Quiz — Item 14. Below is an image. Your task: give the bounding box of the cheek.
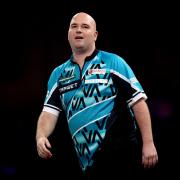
[89,35,96,42]
[68,34,74,43]
[68,32,71,40]
[68,31,74,40]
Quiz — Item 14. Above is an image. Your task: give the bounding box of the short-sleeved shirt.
[43,49,147,171]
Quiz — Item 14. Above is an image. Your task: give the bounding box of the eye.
[82,24,89,29]
[71,24,77,29]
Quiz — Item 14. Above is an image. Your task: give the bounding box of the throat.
[77,60,84,70]
[73,56,85,70]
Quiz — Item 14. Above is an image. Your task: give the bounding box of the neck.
[73,46,95,69]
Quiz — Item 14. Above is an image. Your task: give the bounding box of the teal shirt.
[43,50,147,171]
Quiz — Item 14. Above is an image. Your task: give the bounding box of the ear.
[94,31,98,41]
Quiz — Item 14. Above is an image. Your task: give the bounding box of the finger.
[43,146,53,157]
[147,157,153,168]
[142,155,146,167]
[38,148,52,159]
[143,155,158,168]
[152,155,158,167]
[45,139,52,149]
[142,155,150,168]
[39,151,50,159]
[38,144,52,158]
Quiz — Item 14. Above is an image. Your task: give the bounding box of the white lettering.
[85,79,108,84]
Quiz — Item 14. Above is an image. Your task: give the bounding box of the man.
[36,12,158,179]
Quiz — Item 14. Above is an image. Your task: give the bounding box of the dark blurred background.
[0,1,179,179]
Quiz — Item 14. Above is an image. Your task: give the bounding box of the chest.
[58,61,117,111]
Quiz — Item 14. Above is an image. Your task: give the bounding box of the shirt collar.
[70,49,99,63]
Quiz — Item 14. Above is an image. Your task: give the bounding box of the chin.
[75,46,85,50]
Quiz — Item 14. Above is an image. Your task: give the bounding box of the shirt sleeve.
[110,55,147,107]
[43,68,62,116]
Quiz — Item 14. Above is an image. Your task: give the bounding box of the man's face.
[68,13,98,52]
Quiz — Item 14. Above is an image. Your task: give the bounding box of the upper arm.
[110,55,147,107]
[40,111,59,122]
[43,68,63,117]
[38,111,59,130]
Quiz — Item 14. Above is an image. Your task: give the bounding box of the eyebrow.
[71,22,90,26]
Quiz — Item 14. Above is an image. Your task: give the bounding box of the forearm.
[132,99,154,144]
[36,111,58,141]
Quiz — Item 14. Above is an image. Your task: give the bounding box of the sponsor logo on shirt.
[85,79,108,84]
[88,69,106,75]
[59,82,78,93]
[59,75,75,82]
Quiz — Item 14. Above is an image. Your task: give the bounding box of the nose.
[76,26,82,33]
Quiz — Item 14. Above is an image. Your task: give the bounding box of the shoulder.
[51,59,71,76]
[48,59,71,82]
[98,50,128,67]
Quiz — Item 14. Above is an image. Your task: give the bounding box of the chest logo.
[88,69,106,75]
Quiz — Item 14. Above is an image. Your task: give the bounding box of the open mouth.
[75,36,84,39]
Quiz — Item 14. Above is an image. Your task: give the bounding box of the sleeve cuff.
[128,92,147,107]
[42,106,60,117]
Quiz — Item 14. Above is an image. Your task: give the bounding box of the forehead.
[70,14,94,25]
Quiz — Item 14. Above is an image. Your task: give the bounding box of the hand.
[36,137,53,159]
[142,141,158,168]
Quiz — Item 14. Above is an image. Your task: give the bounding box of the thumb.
[45,139,52,149]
